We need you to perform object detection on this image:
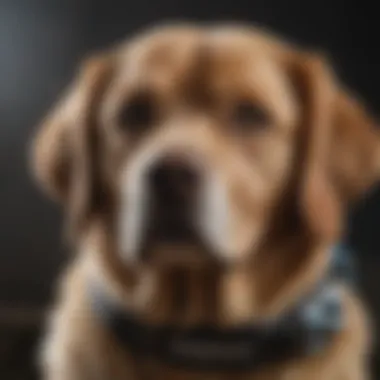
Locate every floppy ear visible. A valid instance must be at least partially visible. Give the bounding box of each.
[330,89,380,201]
[292,55,380,241]
[248,57,380,316]
[30,54,113,239]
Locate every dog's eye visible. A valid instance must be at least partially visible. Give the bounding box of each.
[118,92,156,132]
[232,101,270,131]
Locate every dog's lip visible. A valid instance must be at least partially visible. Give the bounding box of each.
[140,244,215,267]
[143,220,198,245]
[139,214,215,264]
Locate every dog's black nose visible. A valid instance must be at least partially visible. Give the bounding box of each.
[145,154,202,244]
[148,155,200,207]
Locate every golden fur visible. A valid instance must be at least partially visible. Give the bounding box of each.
[31,24,379,379]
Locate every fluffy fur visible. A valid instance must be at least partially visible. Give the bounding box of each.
[31,24,379,380]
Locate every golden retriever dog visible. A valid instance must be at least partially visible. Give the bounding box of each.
[31,23,379,380]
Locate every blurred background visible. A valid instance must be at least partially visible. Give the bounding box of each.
[0,0,379,378]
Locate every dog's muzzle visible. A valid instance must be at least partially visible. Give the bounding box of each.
[118,146,230,263]
[146,154,200,241]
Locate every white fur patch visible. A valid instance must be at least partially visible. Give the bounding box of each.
[198,172,232,260]
[118,146,158,262]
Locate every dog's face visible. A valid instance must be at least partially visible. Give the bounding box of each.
[32,25,380,271]
[104,27,301,265]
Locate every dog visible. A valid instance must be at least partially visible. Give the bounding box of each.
[31,23,379,380]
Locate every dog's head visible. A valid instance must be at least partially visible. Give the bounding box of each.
[31,25,380,301]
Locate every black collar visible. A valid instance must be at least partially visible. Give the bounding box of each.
[89,244,353,372]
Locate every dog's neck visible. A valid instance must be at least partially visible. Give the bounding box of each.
[82,223,332,327]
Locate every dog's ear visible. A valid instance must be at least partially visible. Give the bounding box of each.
[330,88,380,201]
[291,54,380,241]
[30,54,113,239]
[253,56,380,316]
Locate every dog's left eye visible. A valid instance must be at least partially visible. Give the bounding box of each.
[231,101,270,131]
[118,92,157,133]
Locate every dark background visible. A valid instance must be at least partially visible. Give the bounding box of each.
[1,0,379,377]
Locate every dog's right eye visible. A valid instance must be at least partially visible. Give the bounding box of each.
[231,100,271,133]
[118,92,156,132]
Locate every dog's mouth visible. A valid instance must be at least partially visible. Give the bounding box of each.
[140,195,211,266]
[139,160,213,265]
[145,214,197,244]
[120,152,231,265]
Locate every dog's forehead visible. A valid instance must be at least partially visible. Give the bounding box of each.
[116,26,287,82]
[116,27,201,83]
[110,26,298,125]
